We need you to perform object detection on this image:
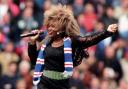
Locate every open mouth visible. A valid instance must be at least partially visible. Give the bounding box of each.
[48,30,53,35]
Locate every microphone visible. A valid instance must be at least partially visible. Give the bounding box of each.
[20,30,45,38]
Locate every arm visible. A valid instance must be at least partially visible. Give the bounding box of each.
[72,30,112,67]
[73,24,117,49]
[78,30,113,48]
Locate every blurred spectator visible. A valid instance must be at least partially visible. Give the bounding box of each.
[18,60,32,89]
[90,76,100,89]
[83,3,97,32]
[10,7,38,43]
[15,30,31,61]
[112,0,120,7]
[0,0,8,20]
[34,0,44,9]
[117,79,128,89]
[112,38,126,60]
[103,67,116,80]
[81,61,92,88]
[89,60,104,78]
[102,67,117,89]
[77,13,86,36]
[115,0,128,40]
[120,47,128,83]
[102,46,123,82]
[34,0,52,28]
[0,30,6,49]
[0,0,19,19]
[0,12,11,42]
[0,61,18,89]
[15,30,30,56]
[70,60,91,89]
[102,6,118,29]
[0,41,19,74]
[43,0,52,11]
[18,0,34,11]
[70,68,85,89]
[72,0,84,17]
[99,79,110,89]
[118,14,128,41]
[114,0,128,18]
[96,0,106,5]
[24,0,34,10]
[96,3,106,19]
[16,79,27,89]
[17,7,38,31]
[8,0,20,17]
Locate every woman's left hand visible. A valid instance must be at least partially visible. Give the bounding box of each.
[107,24,118,33]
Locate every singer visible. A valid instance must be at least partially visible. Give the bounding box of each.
[28,5,118,89]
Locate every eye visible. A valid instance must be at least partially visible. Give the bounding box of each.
[51,25,54,28]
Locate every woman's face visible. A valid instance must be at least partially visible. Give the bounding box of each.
[47,23,58,37]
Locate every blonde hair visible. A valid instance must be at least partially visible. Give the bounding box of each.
[40,5,80,44]
[44,4,80,37]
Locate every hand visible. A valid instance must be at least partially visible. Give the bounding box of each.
[107,24,118,33]
[29,29,40,44]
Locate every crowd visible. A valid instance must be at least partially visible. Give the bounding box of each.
[0,0,128,89]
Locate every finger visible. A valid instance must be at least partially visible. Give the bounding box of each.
[34,33,40,39]
[112,29,117,32]
[113,29,116,32]
[30,32,40,40]
[32,29,39,34]
[110,30,115,33]
[113,24,117,26]
[113,24,118,29]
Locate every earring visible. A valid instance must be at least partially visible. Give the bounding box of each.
[57,32,60,35]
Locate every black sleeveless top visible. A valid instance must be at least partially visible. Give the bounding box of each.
[44,45,64,72]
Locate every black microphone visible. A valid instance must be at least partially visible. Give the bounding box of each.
[20,30,45,38]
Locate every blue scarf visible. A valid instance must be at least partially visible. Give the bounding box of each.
[33,37,73,85]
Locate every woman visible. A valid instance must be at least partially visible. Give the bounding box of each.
[28,5,117,89]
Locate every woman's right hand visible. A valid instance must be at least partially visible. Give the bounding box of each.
[29,30,40,45]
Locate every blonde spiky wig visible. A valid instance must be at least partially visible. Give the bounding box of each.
[44,4,80,37]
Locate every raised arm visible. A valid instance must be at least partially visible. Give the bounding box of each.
[73,24,118,49]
